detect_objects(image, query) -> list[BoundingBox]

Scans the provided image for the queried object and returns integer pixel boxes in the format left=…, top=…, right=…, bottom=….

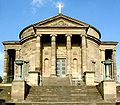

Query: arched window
left=73, top=58, right=78, bottom=73
left=44, top=58, right=49, bottom=75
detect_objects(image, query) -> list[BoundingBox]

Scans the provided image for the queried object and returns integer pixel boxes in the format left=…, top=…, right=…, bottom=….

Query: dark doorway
left=71, top=35, right=81, bottom=46
left=7, top=49, right=16, bottom=83
left=105, top=49, right=113, bottom=60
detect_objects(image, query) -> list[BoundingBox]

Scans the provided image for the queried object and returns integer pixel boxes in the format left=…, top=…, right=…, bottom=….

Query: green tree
left=0, top=76, right=3, bottom=83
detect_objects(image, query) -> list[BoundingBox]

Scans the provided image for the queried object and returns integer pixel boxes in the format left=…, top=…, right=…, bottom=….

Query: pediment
left=34, top=14, right=89, bottom=28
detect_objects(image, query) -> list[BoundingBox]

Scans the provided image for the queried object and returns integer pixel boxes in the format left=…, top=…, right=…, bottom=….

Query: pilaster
left=100, top=49, right=105, bottom=80
left=3, top=50, right=8, bottom=83
left=66, top=34, right=72, bottom=76
left=112, top=49, right=117, bottom=81
left=81, top=34, right=87, bottom=74
left=14, top=50, right=20, bottom=80
left=35, top=34, right=42, bottom=74
left=50, top=34, right=57, bottom=76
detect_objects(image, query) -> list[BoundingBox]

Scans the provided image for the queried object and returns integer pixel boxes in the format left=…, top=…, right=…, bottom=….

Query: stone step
left=6, top=102, right=116, bottom=105
left=0, top=86, right=11, bottom=101
left=42, top=77, right=70, bottom=86
left=26, top=85, right=103, bottom=103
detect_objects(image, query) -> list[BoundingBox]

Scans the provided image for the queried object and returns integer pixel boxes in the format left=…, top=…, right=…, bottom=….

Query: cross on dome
left=57, top=3, right=63, bottom=14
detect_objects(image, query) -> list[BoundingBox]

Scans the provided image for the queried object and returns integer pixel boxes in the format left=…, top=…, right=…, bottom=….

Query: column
left=51, top=34, right=57, bottom=76
left=14, top=50, right=20, bottom=80
left=112, top=49, right=117, bottom=80
left=35, top=35, right=42, bottom=73
left=81, top=34, right=87, bottom=73
left=66, top=34, right=72, bottom=76
left=105, top=64, right=110, bottom=80
left=3, top=50, right=8, bottom=83
left=101, top=50, right=105, bottom=80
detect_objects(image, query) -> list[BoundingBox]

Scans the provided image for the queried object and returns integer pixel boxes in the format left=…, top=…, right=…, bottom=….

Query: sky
left=0, top=0, right=120, bottom=79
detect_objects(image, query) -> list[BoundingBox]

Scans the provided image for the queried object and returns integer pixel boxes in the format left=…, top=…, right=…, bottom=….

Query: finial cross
left=57, top=3, right=63, bottom=14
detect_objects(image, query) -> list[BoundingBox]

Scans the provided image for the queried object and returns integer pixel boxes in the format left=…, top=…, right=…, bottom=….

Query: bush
left=0, top=76, right=3, bottom=83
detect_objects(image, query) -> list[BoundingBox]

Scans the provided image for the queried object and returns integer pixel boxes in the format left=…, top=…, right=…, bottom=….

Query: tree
left=0, top=76, right=3, bottom=83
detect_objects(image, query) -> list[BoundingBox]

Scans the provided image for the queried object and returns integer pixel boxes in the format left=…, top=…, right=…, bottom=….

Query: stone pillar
left=35, top=34, right=42, bottom=73
left=101, top=50, right=105, bottom=80
left=112, top=49, right=117, bottom=81
left=14, top=50, right=20, bottom=80
left=3, top=50, right=8, bottom=83
left=81, top=34, right=87, bottom=73
left=66, top=34, right=72, bottom=76
left=51, top=34, right=57, bottom=76
left=106, top=64, right=110, bottom=79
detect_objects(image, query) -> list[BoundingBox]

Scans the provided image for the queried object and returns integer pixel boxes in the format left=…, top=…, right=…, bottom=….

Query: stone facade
left=2, top=14, right=118, bottom=86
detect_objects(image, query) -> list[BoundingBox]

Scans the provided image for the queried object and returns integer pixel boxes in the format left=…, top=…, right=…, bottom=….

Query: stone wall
left=21, top=38, right=36, bottom=81
left=87, top=38, right=101, bottom=82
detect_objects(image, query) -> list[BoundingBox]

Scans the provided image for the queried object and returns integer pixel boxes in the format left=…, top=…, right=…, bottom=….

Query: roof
left=19, top=13, right=101, bottom=39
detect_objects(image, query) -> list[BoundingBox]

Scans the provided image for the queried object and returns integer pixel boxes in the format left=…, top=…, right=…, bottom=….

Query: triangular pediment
left=34, top=14, right=89, bottom=28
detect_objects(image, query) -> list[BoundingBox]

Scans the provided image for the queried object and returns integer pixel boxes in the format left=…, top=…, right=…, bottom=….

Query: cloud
left=31, top=0, right=64, bottom=14
left=31, top=0, right=46, bottom=14
left=32, top=0, right=45, bottom=7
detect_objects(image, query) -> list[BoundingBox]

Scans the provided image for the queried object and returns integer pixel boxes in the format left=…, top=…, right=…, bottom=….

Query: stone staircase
left=7, top=86, right=116, bottom=105
left=0, top=78, right=117, bottom=105
left=42, top=77, right=70, bottom=86
left=26, top=86, right=103, bottom=103
left=7, top=85, right=116, bottom=105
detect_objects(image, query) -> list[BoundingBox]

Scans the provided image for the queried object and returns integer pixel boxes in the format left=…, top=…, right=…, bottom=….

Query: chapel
left=0, top=13, right=119, bottom=105
left=2, top=13, right=118, bottom=85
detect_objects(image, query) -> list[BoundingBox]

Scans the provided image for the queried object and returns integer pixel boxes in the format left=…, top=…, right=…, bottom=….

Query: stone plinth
left=103, top=80, right=116, bottom=100
left=11, top=80, right=25, bottom=101
left=84, top=71, right=95, bottom=86
left=28, top=71, right=39, bottom=86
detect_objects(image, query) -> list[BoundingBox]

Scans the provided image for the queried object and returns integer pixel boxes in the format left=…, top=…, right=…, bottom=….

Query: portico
left=34, top=33, right=87, bottom=78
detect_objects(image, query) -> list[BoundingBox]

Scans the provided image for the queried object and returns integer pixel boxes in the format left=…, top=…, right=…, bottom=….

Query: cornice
left=87, top=35, right=101, bottom=45
left=2, top=41, right=20, bottom=45
left=101, top=41, right=118, bottom=45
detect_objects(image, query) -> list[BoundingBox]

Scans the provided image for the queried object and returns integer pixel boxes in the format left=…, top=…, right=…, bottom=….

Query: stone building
left=2, top=14, right=118, bottom=85
left=1, top=13, right=119, bottom=104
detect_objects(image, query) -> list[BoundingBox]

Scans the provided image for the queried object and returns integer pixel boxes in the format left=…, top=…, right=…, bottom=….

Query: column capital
left=50, top=34, right=57, bottom=37
left=80, top=34, right=87, bottom=37
left=35, top=34, right=42, bottom=37
left=15, top=49, right=21, bottom=51
left=65, top=34, right=72, bottom=37
left=100, top=49, right=105, bottom=52
left=112, top=49, right=116, bottom=52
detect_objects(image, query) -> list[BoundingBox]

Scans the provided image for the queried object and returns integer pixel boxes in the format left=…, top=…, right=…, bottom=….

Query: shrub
left=0, top=76, right=3, bottom=83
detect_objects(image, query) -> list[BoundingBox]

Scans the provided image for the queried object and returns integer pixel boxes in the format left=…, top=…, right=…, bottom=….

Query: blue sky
left=0, top=0, right=120, bottom=79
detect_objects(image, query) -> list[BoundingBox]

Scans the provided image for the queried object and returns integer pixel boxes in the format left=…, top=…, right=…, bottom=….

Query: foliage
left=0, top=76, right=3, bottom=83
